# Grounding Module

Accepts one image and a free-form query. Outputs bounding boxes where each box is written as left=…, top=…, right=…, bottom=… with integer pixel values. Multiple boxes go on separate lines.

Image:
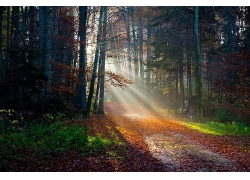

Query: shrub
left=40, top=125, right=88, bottom=152
left=0, top=120, right=111, bottom=155
left=214, top=107, right=243, bottom=123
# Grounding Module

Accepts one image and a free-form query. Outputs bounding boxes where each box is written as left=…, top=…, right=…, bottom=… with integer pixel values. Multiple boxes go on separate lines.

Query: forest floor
left=102, top=102, right=250, bottom=172
left=2, top=102, right=250, bottom=172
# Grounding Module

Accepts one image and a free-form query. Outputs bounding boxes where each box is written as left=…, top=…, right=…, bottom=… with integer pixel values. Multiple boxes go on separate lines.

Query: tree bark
left=123, top=7, right=132, bottom=81
left=147, top=22, right=151, bottom=85
left=131, top=8, right=139, bottom=84
left=39, top=6, right=45, bottom=67
left=77, top=6, right=88, bottom=110
left=139, top=20, right=144, bottom=91
left=98, top=7, right=108, bottom=114
left=0, top=7, right=3, bottom=81
left=194, top=6, right=204, bottom=121
left=45, top=7, right=52, bottom=81
left=85, top=7, right=104, bottom=118
left=179, top=48, right=184, bottom=116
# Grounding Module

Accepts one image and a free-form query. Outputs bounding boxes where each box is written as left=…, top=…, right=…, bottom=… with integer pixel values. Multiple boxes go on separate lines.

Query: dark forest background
left=1, top=6, right=250, bottom=124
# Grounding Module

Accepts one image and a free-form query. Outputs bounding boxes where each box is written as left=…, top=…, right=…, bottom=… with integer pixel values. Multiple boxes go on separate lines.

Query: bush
left=40, top=125, right=88, bottom=152
left=214, top=107, right=242, bottom=123
left=0, top=120, right=111, bottom=155
left=87, top=136, right=111, bottom=153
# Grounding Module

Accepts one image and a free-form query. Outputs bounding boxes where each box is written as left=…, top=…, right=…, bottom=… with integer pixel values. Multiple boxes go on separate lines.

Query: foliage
left=0, top=59, right=47, bottom=120
left=105, top=71, right=135, bottom=90
left=1, top=102, right=250, bottom=171
left=211, top=50, right=250, bottom=124
left=0, top=120, right=111, bottom=155
left=213, top=107, right=242, bottom=123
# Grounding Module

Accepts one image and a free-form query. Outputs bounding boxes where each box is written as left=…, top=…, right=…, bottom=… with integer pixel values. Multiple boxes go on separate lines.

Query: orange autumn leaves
left=104, top=102, right=250, bottom=171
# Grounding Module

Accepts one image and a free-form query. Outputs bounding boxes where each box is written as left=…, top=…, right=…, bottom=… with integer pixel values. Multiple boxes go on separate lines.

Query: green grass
left=181, top=121, right=250, bottom=136
left=0, top=120, right=111, bottom=155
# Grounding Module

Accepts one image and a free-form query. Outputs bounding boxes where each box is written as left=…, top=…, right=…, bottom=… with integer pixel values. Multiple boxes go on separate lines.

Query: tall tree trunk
left=77, top=6, right=87, bottom=110
left=131, top=9, right=139, bottom=84
left=123, top=8, right=132, bottom=81
left=39, top=6, right=48, bottom=117
left=29, top=6, right=36, bottom=66
left=0, top=7, right=3, bottom=81
left=114, top=25, right=121, bottom=74
left=39, top=6, right=45, bottom=67
left=45, top=7, right=52, bottom=82
left=6, top=7, right=10, bottom=70
left=187, top=43, right=192, bottom=97
left=21, top=6, right=26, bottom=34
left=85, top=6, right=104, bottom=118
left=98, top=7, right=108, bottom=114
left=146, top=20, right=152, bottom=107
left=93, top=59, right=101, bottom=113
left=12, top=6, right=22, bottom=115
left=12, top=6, right=19, bottom=41
left=194, top=6, right=204, bottom=121
left=179, top=48, right=184, bottom=116
left=175, top=59, right=179, bottom=117
left=139, top=20, right=144, bottom=91
left=11, top=6, right=20, bottom=66
left=147, top=22, right=151, bottom=83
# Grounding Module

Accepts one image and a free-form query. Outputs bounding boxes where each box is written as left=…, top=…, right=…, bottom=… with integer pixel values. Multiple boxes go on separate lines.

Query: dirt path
left=104, top=102, right=249, bottom=172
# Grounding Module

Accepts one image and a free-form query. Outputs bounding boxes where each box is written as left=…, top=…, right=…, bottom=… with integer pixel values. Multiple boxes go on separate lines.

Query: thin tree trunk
left=187, top=43, right=192, bottom=97
left=131, top=9, right=139, bottom=84
left=114, top=26, right=121, bottom=74
left=39, top=6, right=45, bottom=68
left=12, top=6, right=19, bottom=41
left=45, top=7, right=52, bottom=81
left=6, top=7, right=10, bottom=70
left=146, top=20, right=152, bottom=107
left=85, top=6, right=104, bottom=118
left=0, top=7, right=3, bottom=81
left=139, top=20, right=144, bottom=91
left=93, top=59, right=101, bottom=113
left=123, top=8, right=132, bottom=81
left=175, top=59, right=178, bottom=117
left=179, top=48, right=184, bottom=116
left=194, top=6, right=204, bottom=121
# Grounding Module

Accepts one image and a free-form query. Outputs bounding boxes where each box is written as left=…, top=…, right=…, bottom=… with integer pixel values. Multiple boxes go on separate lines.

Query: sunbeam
left=104, top=52, right=176, bottom=120
left=105, top=76, right=171, bottom=119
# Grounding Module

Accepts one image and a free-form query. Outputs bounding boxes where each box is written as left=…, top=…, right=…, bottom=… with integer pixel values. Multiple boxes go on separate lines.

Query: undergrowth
left=0, top=119, right=111, bottom=156
left=181, top=121, right=250, bottom=136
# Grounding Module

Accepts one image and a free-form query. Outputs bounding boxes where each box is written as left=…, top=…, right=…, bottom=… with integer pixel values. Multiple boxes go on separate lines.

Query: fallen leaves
left=104, top=102, right=250, bottom=172
left=1, top=102, right=249, bottom=172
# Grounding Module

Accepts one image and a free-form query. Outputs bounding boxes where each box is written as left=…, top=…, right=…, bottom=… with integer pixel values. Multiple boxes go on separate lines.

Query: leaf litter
left=1, top=102, right=249, bottom=171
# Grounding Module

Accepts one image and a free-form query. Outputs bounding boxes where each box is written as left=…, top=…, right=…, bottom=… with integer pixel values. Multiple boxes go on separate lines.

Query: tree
left=77, top=6, right=88, bottom=110
left=0, top=7, right=3, bottom=82
left=86, top=6, right=105, bottom=118
left=98, top=7, right=108, bottom=114
left=194, top=6, right=204, bottom=121
left=123, top=7, right=132, bottom=81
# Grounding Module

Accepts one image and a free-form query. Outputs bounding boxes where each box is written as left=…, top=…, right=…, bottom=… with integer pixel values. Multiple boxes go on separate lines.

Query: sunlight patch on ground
left=145, top=133, right=234, bottom=171
left=182, top=123, right=223, bottom=135
left=180, top=121, right=250, bottom=136
left=123, top=113, right=147, bottom=121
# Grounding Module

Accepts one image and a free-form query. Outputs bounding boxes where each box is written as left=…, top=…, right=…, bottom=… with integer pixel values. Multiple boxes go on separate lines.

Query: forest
left=0, top=6, right=250, bottom=172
